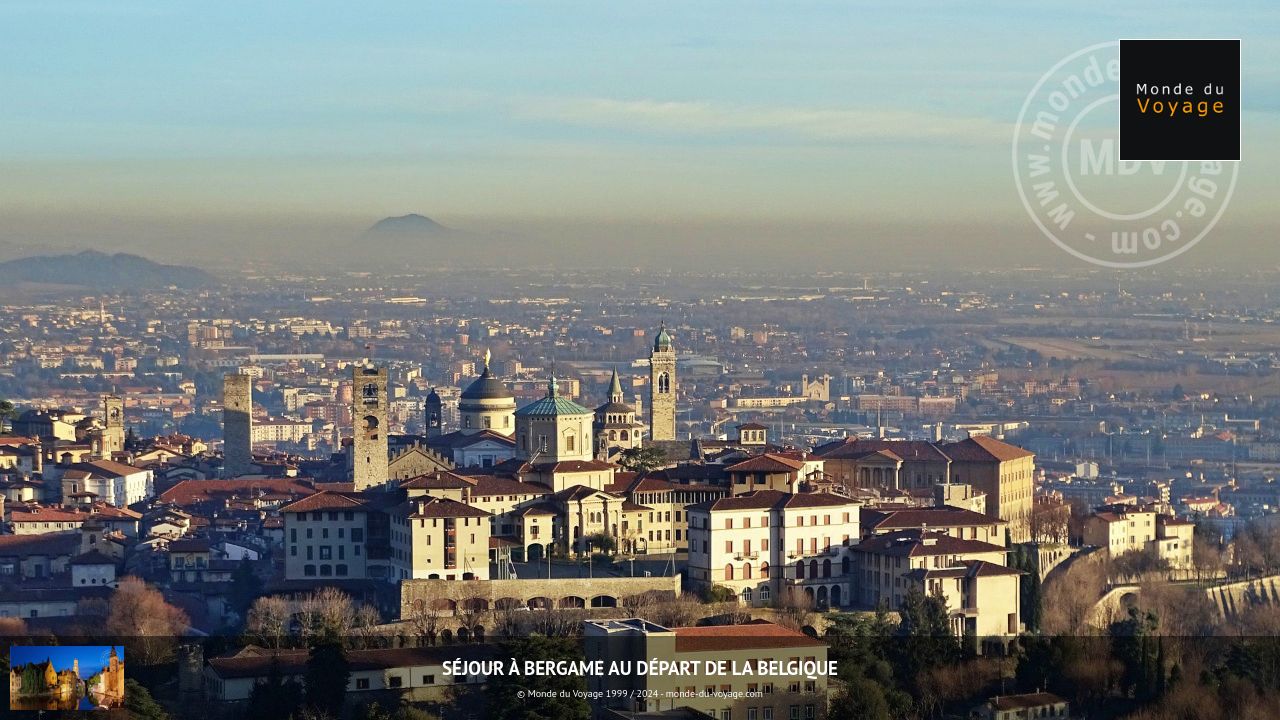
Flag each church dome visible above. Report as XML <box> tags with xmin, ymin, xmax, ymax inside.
<box><xmin>460</xmin><ymin>367</ymin><xmax>511</xmax><ymax>401</ymax></box>
<box><xmin>654</xmin><ymin>323</ymin><xmax>673</xmax><ymax>351</ymax></box>
<box><xmin>515</xmin><ymin>376</ymin><xmax>591</xmax><ymax>417</ymax></box>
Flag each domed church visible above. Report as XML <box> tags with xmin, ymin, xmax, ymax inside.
<box><xmin>593</xmin><ymin>367</ymin><xmax>643</xmax><ymax>459</ymax></box>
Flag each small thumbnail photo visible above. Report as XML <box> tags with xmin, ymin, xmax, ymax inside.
<box><xmin>9</xmin><ymin>645</ymin><xmax>125</xmax><ymax>711</ymax></box>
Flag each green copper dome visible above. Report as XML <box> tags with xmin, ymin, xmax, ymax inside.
<box><xmin>654</xmin><ymin>323</ymin><xmax>673</xmax><ymax>351</ymax></box>
<box><xmin>515</xmin><ymin>375</ymin><xmax>592</xmax><ymax>417</ymax></box>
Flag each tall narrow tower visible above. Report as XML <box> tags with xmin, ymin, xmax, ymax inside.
<box><xmin>648</xmin><ymin>323</ymin><xmax>677</xmax><ymax>441</ymax></box>
<box><xmin>352</xmin><ymin>364</ymin><xmax>389</xmax><ymax>491</ymax></box>
<box><xmin>101</xmin><ymin>394</ymin><xmax>125</xmax><ymax>458</ymax></box>
<box><xmin>221</xmin><ymin>373</ymin><xmax>253</xmax><ymax>478</ymax></box>
<box><xmin>425</xmin><ymin>387</ymin><xmax>443</xmax><ymax>438</ymax></box>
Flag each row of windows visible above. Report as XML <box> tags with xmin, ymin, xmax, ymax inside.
<box><xmin>293</xmin><ymin>527</ymin><xmax>363</xmax><ymax>542</ymax></box>
<box><xmin>297</xmin><ymin>511</ymin><xmax>358</xmax><ymax>522</ymax></box>
<box><xmin>302</xmin><ymin>564</ymin><xmax>349</xmax><ymax>577</ymax></box>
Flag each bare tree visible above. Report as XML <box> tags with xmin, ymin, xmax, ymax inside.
<box><xmin>645</xmin><ymin>593</ymin><xmax>702</xmax><ymax>628</ymax></box>
<box><xmin>1030</xmin><ymin>497</ymin><xmax>1071</xmax><ymax>544</ymax></box>
<box><xmin>349</xmin><ymin>603</ymin><xmax>387</xmax><ymax>649</ymax></box>
<box><xmin>246</xmin><ymin>595</ymin><xmax>293</xmax><ymax>649</ymax></box>
<box><xmin>774</xmin><ymin>587</ymin><xmax>816</xmax><ymax>631</ymax></box>
<box><xmin>1041</xmin><ymin>553</ymin><xmax>1108</xmax><ymax>635</ymax></box>
<box><xmin>296</xmin><ymin>587</ymin><xmax>357</xmax><ymax>642</ymax></box>
<box><xmin>406</xmin><ymin>595</ymin><xmax>444</xmax><ymax>646</ymax></box>
<box><xmin>455</xmin><ymin>596</ymin><xmax>487</xmax><ymax>641</ymax></box>
<box><xmin>106</xmin><ymin>577</ymin><xmax>191</xmax><ymax>664</ymax></box>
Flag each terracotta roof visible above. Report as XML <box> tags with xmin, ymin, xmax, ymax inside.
<box><xmin>400</xmin><ymin>471</ymin><xmax>473</xmax><ymax>490</ymax></box>
<box><xmin>526</xmin><ymin>460</ymin><xmax>615</xmax><ymax>474</ymax></box>
<box><xmin>673</xmin><ymin>620</ymin><xmax>825</xmax><ymax>653</ymax></box>
<box><xmin>157</xmin><ymin>479</ymin><xmax>316</xmax><ymax>506</ymax></box>
<box><xmin>409</xmin><ymin>497</ymin><xmax>491</xmax><ymax>519</ymax></box>
<box><xmin>62</xmin><ymin>459</ymin><xmax>148</xmax><ymax>477</ymax></box>
<box><xmin>69</xmin><ymin>549</ymin><xmax>117</xmax><ymax>566</ymax></box>
<box><xmin>725</xmin><ymin>454</ymin><xmax>805</xmax><ymax>473</ymax></box>
<box><xmin>0</xmin><ymin>533</ymin><xmax>79</xmax><ymax>557</ymax></box>
<box><xmin>942</xmin><ymin>435</ymin><xmax>1034</xmax><ymax>463</ymax></box>
<box><xmin>694</xmin><ymin>490</ymin><xmax>855</xmax><ymax>513</ymax></box>
<box><xmin>467</xmin><ymin>475</ymin><xmax>550</xmax><ymax>497</ymax></box>
<box><xmin>854</xmin><ymin>529</ymin><xmax>1007</xmax><ymax>558</ymax></box>
<box><xmin>906</xmin><ymin>559</ymin><xmax>1022</xmax><ymax>580</ymax></box>
<box><xmin>280</xmin><ymin>491</ymin><xmax>368</xmax><ymax>514</ymax></box>
<box><xmin>10</xmin><ymin>507</ymin><xmax>90</xmax><ymax>523</ymax></box>
<box><xmin>813</xmin><ymin>438</ymin><xmax>947</xmax><ymax>462</ymax></box>
<box><xmin>863</xmin><ymin>507</ymin><xmax>1004</xmax><ymax>532</ymax></box>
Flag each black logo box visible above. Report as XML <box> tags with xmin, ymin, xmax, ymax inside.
<box><xmin>1119</xmin><ymin>39</ymin><xmax>1240</xmax><ymax>161</ymax></box>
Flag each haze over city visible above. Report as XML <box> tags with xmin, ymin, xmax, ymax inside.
<box><xmin>2</xmin><ymin>1</ymin><xmax>1278</xmax><ymax>271</ymax></box>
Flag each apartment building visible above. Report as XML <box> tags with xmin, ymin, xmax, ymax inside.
<box><xmin>851</xmin><ymin>529</ymin><xmax>1008</xmax><ymax>609</ymax></box>
<box><xmin>687</xmin><ymin>489</ymin><xmax>860</xmax><ymax>608</ymax></box>
<box><xmin>1082</xmin><ymin>505</ymin><xmax>1194</xmax><ymax>569</ymax></box>
<box><xmin>388</xmin><ymin>496</ymin><xmax>491</xmax><ymax>581</ymax></box>
<box><xmin>280</xmin><ymin>492</ymin><xmax>377</xmax><ymax>581</ymax></box>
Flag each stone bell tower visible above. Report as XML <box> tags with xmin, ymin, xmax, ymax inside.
<box><xmin>101</xmin><ymin>394</ymin><xmax>125</xmax><ymax>458</ymax></box>
<box><xmin>352</xmin><ymin>364</ymin><xmax>389</xmax><ymax>491</ymax></box>
<box><xmin>648</xmin><ymin>323</ymin><xmax>677</xmax><ymax>441</ymax></box>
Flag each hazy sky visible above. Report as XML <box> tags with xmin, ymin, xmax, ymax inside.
<box><xmin>1</xmin><ymin>1</ymin><xmax>1277</xmax><ymax>269</ymax></box>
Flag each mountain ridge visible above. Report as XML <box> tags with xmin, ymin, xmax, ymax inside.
<box><xmin>0</xmin><ymin>250</ymin><xmax>216</xmax><ymax>289</ymax></box>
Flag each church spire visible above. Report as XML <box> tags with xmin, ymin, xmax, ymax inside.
<box><xmin>608</xmin><ymin>367</ymin><xmax>624</xmax><ymax>403</ymax></box>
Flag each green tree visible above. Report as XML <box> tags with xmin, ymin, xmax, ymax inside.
<box><xmin>123</xmin><ymin>679</ymin><xmax>169</xmax><ymax>720</ymax></box>
<box><xmin>0</xmin><ymin>399</ymin><xmax>17</xmax><ymax>431</ymax></box>
<box><xmin>830</xmin><ymin>676</ymin><xmax>891</xmax><ymax>720</ymax></box>
<box><xmin>1110</xmin><ymin>606</ymin><xmax>1161</xmax><ymax>702</ymax></box>
<box><xmin>702</xmin><ymin>585</ymin><xmax>738</xmax><ymax>603</ymax></box>
<box><xmin>1011</xmin><ymin>546</ymin><xmax>1043</xmax><ymax>632</ymax></box>
<box><xmin>228</xmin><ymin>558</ymin><xmax>263</xmax><ymax>620</ymax></box>
<box><xmin>894</xmin><ymin>588</ymin><xmax>961</xmax><ymax>695</ymax></box>
<box><xmin>488</xmin><ymin>636</ymin><xmax>590</xmax><ymax>720</ymax></box>
<box><xmin>616</xmin><ymin>446</ymin><xmax>666</xmax><ymax>472</ymax></box>
<box><xmin>304</xmin><ymin>642</ymin><xmax>351</xmax><ymax>717</ymax></box>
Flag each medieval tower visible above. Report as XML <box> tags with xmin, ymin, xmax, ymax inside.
<box><xmin>100</xmin><ymin>394</ymin><xmax>125</xmax><ymax>457</ymax></box>
<box><xmin>352</xmin><ymin>364</ymin><xmax>389</xmax><ymax>491</ymax></box>
<box><xmin>425</xmin><ymin>387</ymin><xmax>443</xmax><ymax>438</ymax></box>
<box><xmin>221</xmin><ymin>373</ymin><xmax>253</xmax><ymax>478</ymax></box>
<box><xmin>648</xmin><ymin>323</ymin><xmax>677</xmax><ymax>441</ymax></box>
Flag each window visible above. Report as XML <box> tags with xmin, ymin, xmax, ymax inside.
<box><xmin>388</xmin><ymin>676</ymin><xmax>402</xmax><ymax>688</ymax></box>
<box><xmin>355</xmin><ymin>678</ymin><xmax>369</xmax><ymax>689</ymax></box>
<box><xmin>304</xmin><ymin>564</ymin><xmax>316</xmax><ymax>576</ymax></box>
<box><xmin>423</xmin><ymin>674</ymin><xmax>435</xmax><ymax>684</ymax></box>
<box><xmin>352</xmin><ymin>528</ymin><xmax>364</xmax><ymax>542</ymax></box>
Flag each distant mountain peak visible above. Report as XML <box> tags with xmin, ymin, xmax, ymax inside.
<box><xmin>0</xmin><ymin>250</ymin><xmax>215</xmax><ymax>289</ymax></box>
<box><xmin>367</xmin><ymin>214</ymin><xmax>450</xmax><ymax>234</ymax></box>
